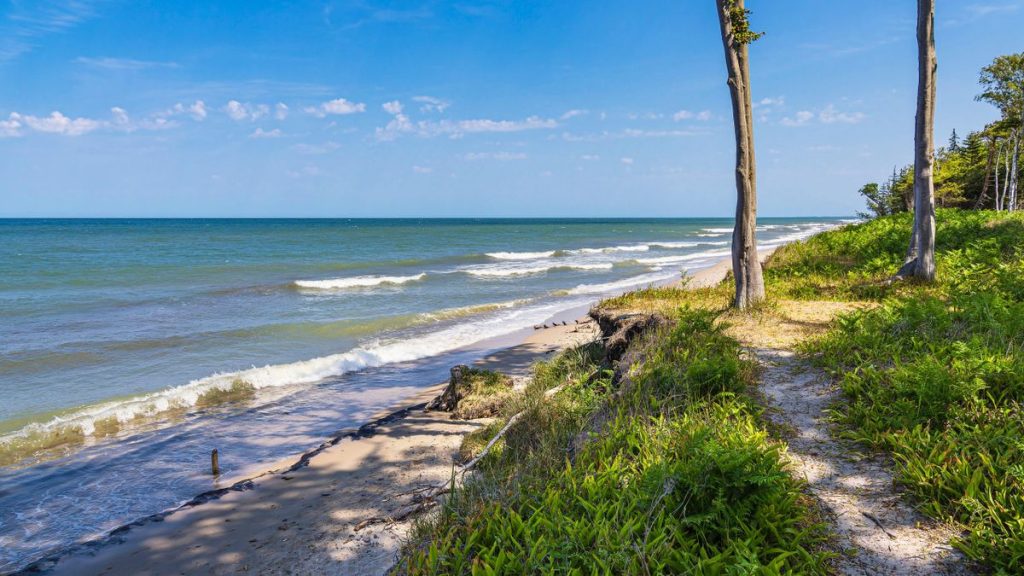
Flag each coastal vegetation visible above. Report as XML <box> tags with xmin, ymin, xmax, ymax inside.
<box><xmin>400</xmin><ymin>313</ymin><xmax>828</xmax><ymax>574</ymax></box>
<box><xmin>859</xmin><ymin>52</ymin><xmax>1024</xmax><ymax>218</ymax></box>
<box><xmin>399</xmin><ymin>207</ymin><xmax>1024</xmax><ymax>573</ymax></box>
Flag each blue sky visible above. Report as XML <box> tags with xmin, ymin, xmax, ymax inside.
<box><xmin>0</xmin><ymin>1</ymin><xmax>1021</xmax><ymax>217</ymax></box>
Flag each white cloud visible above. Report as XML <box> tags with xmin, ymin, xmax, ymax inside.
<box><xmin>14</xmin><ymin>111</ymin><xmax>102</xmax><ymax>136</ymax></box>
<box><xmin>250</xmin><ymin>128</ymin><xmax>282</xmax><ymax>138</ymax></box>
<box><xmin>580</xmin><ymin>154</ymin><xmax>600</xmax><ymax>161</ymax></box>
<box><xmin>0</xmin><ymin>114</ymin><xmax>22</xmax><ymax>137</ymax></box>
<box><xmin>275</xmin><ymin>103</ymin><xmax>289</xmax><ymax>120</ymax></box>
<box><xmin>462</xmin><ymin>151</ymin><xmax>528</xmax><ymax>161</ymax></box>
<box><xmin>189</xmin><ymin>100</ymin><xmax>207</xmax><ymax>120</ymax></box>
<box><xmin>305</xmin><ymin>97</ymin><xmax>366</xmax><ymax>117</ymax></box>
<box><xmin>74</xmin><ymin>56</ymin><xmax>179</xmax><ymax>71</ymax></box>
<box><xmin>780</xmin><ymin>110</ymin><xmax>815</xmax><ymax>127</ymax></box>
<box><xmin>672</xmin><ymin>109</ymin><xmax>712</xmax><ymax>122</ymax></box>
<box><xmin>818</xmin><ymin>104</ymin><xmax>865</xmax><ymax>124</ymax></box>
<box><xmin>431</xmin><ymin>116</ymin><xmax>557</xmax><ymax>137</ymax></box>
<box><xmin>622</xmin><ymin>128</ymin><xmax>699</xmax><ymax>138</ymax></box>
<box><xmin>412</xmin><ymin>165</ymin><xmax>433</xmax><ymax>173</ymax></box>
<box><xmin>620</xmin><ymin>157</ymin><xmax>634</xmax><ymax>165</ymax></box>
<box><xmin>224</xmin><ymin>100</ymin><xmax>270</xmax><ymax>121</ymax></box>
<box><xmin>781</xmin><ymin>105</ymin><xmax>865</xmax><ymax>126</ymax></box>
<box><xmin>754</xmin><ymin>96</ymin><xmax>785</xmax><ymax>108</ymax></box>
<box><xmin>375</xmin><ymin>100</ymin><xmax>413</xmax><ymax>141</ymax></box>
<box><xmin>627</xmin><ymin>112</ymin><xmax>663</xmax><ymax>120</ymax></box>
<box><xmin>560</xmin><ymin>109</ymin><xmax>588</xmax><ymax>120</ymax></box>
<box><xmin>292</xmin><ymin>141</ymin><xmax>340</xmax><ymax>155</ymax></box>
<box><xmin>1</xmin><ymin>1</ymin><xmax>102</xmax><ymax>63</ymax></box>
<box><xmin>412</xmin><ymin>95</ymin><xmax>451</xmax><ymax>113</ymax></box>
<box><xmin>157</xmin><ymin>100</ymin><xmax>206</xmax><ymax>122</ymax></box>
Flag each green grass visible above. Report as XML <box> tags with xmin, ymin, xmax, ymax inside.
<box><xmin>398</xmin><ymin>311</ymin><xmax>828</xmax><ymax>574</ymax></box>
<box><xmin>447</xmin><ymin>368</ymin><xmax>518</xmax><ymax>421</ymax></box>
<box><xmin>785</xmin><ymin>209</ymin><xmax>1024</xmax><ymax>572</ymax></box>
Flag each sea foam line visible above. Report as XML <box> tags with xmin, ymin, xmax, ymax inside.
<box><xmin>0</xmin><ymin>297</ymin><xmax>585</xmax><ymax>449</ymax></box>
<box><xmin>294</xmin><ymin>273</ymin><xmax>427</xmax><ymax>290</ymax></box>
<box><xmin>464</xmin><ymin>262</ymin><xmax>614</xmax><ymax>278</ymax></box>
<box><xmin>485</xmin><ymin>250</ymin><xmax>557</xmax><ymax>260</ymax></box>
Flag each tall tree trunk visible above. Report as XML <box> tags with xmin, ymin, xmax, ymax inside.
<box><xmin>995</xmin><ymin>143</ymin><xmax>1003</xmax><ymax>211</ymax></box>
<box><xmin>1010</xmin><ymin>129</ymin><xmax>1020</xmax><ymax>211</ymax></box>
<box><xmin>716</xmin><ymin>0</ymin><xmax>764</xmax><ymax>309</ymax></box>
<box><xmin>899</xmin><ymin>0</ymin><xmax>937</xmax><ymax>280</ymax></box>
<box><xmin>974</xmin><ymin>134</ymin><xmax>997</xmax><ymax>210</ymax></box>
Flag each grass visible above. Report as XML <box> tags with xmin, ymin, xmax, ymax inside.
<box><xmin>399</xmin><ymin>208</ymin><xmax>1024</xmax><ymax>573</ymax></box>
<box><xmin>398</xmin><ymin>311</ymin><xmax>829</xmax><ymax>574</ymax></box>
<box><xmin>778</xmin><ymin>209</ymin><xmax>1024</xmax><ymax>572</ymax></box>
<box><xmin>446</xmin><ymin>368</ymin><xmax>518</xmax><ymax>421</ymax></box>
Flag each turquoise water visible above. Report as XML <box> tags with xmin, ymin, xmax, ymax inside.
<box><xmin>0</xmin><ymin>217</ymin><xmax>846</xmax><ymax>571</ymax></box>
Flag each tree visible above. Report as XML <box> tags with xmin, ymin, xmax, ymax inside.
<box><xmin>897</xmin><ymin>0</ymin><xmax>937</xmax><ymax>281</ymax></box>
<box><xmin>716</xmin><ymin>0</ymin><xmax>765</xmax><ymax>309</ymax></box>
<box><xmin>948</xmin><ymin>129</ymin><xmax>960</xmax><ymax>153</ymax></box>
<box><xmin>977</xmin><ymin>53</ymin><xmax>1024</xmax><ymax>211</ymax></box>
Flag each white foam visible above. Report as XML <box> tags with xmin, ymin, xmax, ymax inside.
<box><xmin>702</xmin><ymin>227</ymin><xmax>734</xmax><ymax>233</ymax></box>
<box><xmin>0</xmin><ymin>297</ymin><xmax>589</xmax><ymax>445</ymax></box>
<box><xmin>574</xmin><ymin>244</ymin><xmax>650</xmax><ymax>254</ymax></box>
<box><xmin>635</xmin><ymin>250</ymin><xmax>730</xmax><ymax>266</ymax></box>
<box><xmin>464</xmin><ymin>262</ymin><xmax>614</xmax><ymax>278</ymax></box>
<box><xmin>294</xmin><ymin>273</ymin><xmax>426</xmax><ymax>290</ymax></box>
<box><xmin>563</xmin><ymin>270</ymin><xmax>679</xmax><ymax>296</ymax></box>
<box><xmin>486</xmin><ymin>251</ymin><xmax>557</xmax><ymax>260</ymax></box>
<box><xmin>650</xmin><ymin>240</ymin><xmax>729</xmax><ymax>248</ymax></box>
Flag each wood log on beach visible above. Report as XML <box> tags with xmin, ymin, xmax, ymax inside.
<box><xmin>211</xmin><ymin>449</ymin><xmax>220</xmax><ymax>476</ymax></box>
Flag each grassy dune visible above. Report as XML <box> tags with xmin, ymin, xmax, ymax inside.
<box><xmin>398</xmin><ymin>209</ymin><xmax>1024</xmax><ymax>573</ymax></box>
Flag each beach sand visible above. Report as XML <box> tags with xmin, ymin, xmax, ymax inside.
<box><xmin>36</xmin><ymin>257</ymin><xmax>746</xmax><ymax>576</ymax></box>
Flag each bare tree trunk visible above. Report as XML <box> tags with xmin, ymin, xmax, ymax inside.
<box><xmin>974</xmin><ymin>134</ymin><xmax>997</xmax><ymax>210</ymax></box>
<box><xmin>716</xmin><ymin>0</ymin><xmax>764</xmax><ymax>309</ymax></box>
<box><xmin>1010</xmin><ymin>129</ymin><xmax>1020</xmax><ymax>212</ymax></box>
<box><xmin>899</xmin><ymin>0</ymin><xmax>937</xmax><ymax>281</ymax></box>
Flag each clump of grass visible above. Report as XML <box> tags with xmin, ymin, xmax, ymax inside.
<box><xmin>0</xmin><ymin>425</ymin><xmax>86</xmax><ymax>468</ymax></box>
<box><xmin>399</xmin><ymin>311</ymin><xmax>828</xmax><ymax>574</ymax></box>
<box><xmin>448</xmin><ymin>369</ymin><xmax>517</xmax><ymax>420</ymax></box>
<box><xmin>195</xmin><ymin>378</ymin><xmax>256</xmax><ymax>408</ymax></box>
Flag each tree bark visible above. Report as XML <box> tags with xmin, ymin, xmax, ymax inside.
<box><xmin>974</xmin><ymin>133</ymin><xmax>997</xmax><ymax>210</ymax></box>
<box><xmin>716</xmin><ymin>0</ymin><xmax>764</xmax><ymax>309</ymax></box>
<box><xmin>899</xmin><ymin>0</ymin><xmax>937</xmax><ymax>281</ymax></box>
<box><xmin>1010</xmin><ymin>129</ymin><xmax>1020</xmax><ymax>211</ymax></box>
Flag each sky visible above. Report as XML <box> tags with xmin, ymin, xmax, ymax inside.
<box><xmin>0</xmin><ymin>1</ymin><xmax>1021</xmax><ymax>218</ymax></box>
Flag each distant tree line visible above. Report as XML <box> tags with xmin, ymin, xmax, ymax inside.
<box><xmin>859</xmin><ymin>52</ymin><xmax>1024</xmax><ymax>219</ymax></box>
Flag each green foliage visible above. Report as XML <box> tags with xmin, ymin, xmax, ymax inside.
<box><xmin>764</xmin><ymin>209</ymin><xmax>1024</xmax><ymax>301</ymax></box>
<box><xmin>725</xmin><ymin>1</ymin><xmax>764</xmax><ymax>46</ymax></box>
<box><xmin>797</xmin><ymin>209</ymin><xmax>1024</xmax><ymax>571</ymax></box>
<box><xmin>399</xmin><ymin>311</ymin><xmax>828</xmax><ymax>574</ymax></box>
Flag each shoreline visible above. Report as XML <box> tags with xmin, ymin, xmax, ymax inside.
<box><xmin>13</xmin><ymin>249</ymin><xmax>772</xmax><ymax>576</ymax></box>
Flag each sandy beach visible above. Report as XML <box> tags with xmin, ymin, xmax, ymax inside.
<box><xmin>26</xmin><ymin>257</ymin><xmax>747</xmax><ymax>576</ymax></box>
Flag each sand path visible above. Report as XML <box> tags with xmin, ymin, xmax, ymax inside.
<box><xmin>755</xmin><ymin>347</ymin><xmax>975</xmax><ymax>575</ymax></box>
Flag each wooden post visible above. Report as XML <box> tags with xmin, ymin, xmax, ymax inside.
<box><xmin>211</xmin><ymin>448</ymin><xmax>220</xmax><ymax>476</ymax></box>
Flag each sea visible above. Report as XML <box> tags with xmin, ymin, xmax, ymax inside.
<box><xmin>0</xmin><ymin>217</ymin><xmax>849</xmax><ymax>571</ymax></box>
